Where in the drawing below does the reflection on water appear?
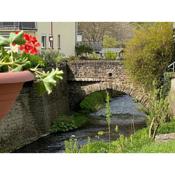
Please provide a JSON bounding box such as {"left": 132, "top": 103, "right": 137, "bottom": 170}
{"left": 91, "top": 95, "right": 145, "bottom": 117}
{"left": 14, "top": 95, "right": 146, "bottom": 153}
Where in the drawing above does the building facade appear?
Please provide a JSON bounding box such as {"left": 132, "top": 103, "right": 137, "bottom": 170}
{"left": 0, "top": 22, "right": 76, "bottom": 56}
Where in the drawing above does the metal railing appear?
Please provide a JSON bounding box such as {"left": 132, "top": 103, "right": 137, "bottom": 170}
{"left": 168, "top": 61, "right": 175, "bottom": 72}
{"left": 0, "top": 22, "right": 37, "bottom": 30}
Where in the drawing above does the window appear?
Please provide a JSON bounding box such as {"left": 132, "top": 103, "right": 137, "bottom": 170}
{"left": 49, "top": 35, "right": 54, "bottom": 49}
{"left": 41, "top": 35, "right": 46, "bottom": 49}
{"left": 58, "top": 35, "right": 61, "bottom": 49}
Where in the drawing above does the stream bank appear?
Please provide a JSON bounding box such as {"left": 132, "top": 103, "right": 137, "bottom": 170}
{"left": 14, "top": 95, "right": 146, "bottom": 153}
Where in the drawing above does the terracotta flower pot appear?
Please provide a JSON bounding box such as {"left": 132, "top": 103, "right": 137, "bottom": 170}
{"left": 0, "top": 71, "right": 34, "bottom": 119}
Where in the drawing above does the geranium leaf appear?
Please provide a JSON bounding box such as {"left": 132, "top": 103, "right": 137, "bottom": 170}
{"left": 36, "top": 68, "right": 63, "bottom": 94}
{"left": 12, "top": 61, "right": 31, "bottom": 72}
{"left": 0, "top": 36, "right": 10, "bottom": 46}
{"left": 9, "top": 31, "right": 26, "bottom": 45}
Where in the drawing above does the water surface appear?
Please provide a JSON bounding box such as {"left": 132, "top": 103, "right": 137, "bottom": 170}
{"left": 14, "top": 95, "right": 146, "bottom": 153}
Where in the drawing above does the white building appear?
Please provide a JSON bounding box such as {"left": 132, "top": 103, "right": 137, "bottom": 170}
{"left": 0, "top": 22, "right": 76, "bottom": 56}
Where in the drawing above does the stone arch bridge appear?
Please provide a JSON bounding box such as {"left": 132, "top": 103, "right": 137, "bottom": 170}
{"left": 67, "top": 60, "right": 149, "bottom": 110}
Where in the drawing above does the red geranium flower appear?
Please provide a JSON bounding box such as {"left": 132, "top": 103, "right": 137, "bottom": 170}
{"left": 14, "top": 32, "right": 40, "bottom": 55}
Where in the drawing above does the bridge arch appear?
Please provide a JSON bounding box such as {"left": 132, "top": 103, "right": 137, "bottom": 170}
{"left": 68, "top": 81, "right": 149, "bottom": 110}
{"left": 67, "top": 60, "right": 149, "bottom": 110}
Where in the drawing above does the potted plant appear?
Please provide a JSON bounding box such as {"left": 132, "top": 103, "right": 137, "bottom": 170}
{"left": 0, "top": 31, "right": 63, "bottom": 118}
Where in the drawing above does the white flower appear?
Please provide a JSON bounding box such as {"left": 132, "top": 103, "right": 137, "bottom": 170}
{"left": 9, "top": 44, "right": 19, "bottom": 53}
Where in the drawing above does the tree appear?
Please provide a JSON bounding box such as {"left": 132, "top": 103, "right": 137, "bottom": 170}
{"left": 78, "top": 22, "right": 109, "bottom": 42}
{"left": 124, "top": 22, "right": 173, "bottom": 91}
{"left": 102, "top": 35, "right": 118, "bottom": 48}
{"left": 130, "top": 22, "right": 154, "bottom": 30}
{"left": 78, "top": 22, "right": 133, "bottom": 44}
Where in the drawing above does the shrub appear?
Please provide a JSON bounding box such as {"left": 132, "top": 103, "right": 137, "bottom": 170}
{"left": 157, "top": 119, "right": 175, "bottom": 134}
{"left": 64, "top": 136, "right": 79, "bottom": 153}
{"left": 50, "top": 113, "right": 88, "bottom": 133}
{"left": 124, "top": 22, "right": 173, "bottom": 91}
{"left": 68, "top": 55, "right": 80, "bottom": 61}
{"left": 75, "top": 43, "right": 93, "bottom": 56}
{"left": 146, "top": 87, "right": 171, "bottom": 139}
{"left": 103, "top": 35, "right": 118, "bottom": 48}
{"left": 40, "top": 50, "right": 66, "bottom": 65}
{"left": 80, "top": 141, "right": 110, "bottom": 153}
{"left": 80, "top": 91, "right": 106, "bottom": 112}
{"left": 65, "top": 137, "right": 114, "bottom": 153}
{"left": 87, "top": 52, "right": 101, "bottom": 60}
{"left": 104, "top": 50, "right": 117, "bottom": 60}
{"left": 111, "top": 128, "right": 151, "bottom": 153}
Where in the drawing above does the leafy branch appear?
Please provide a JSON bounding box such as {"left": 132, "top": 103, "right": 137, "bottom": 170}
{"left": 0, "top": 30, "right": 63, "bottom": 94}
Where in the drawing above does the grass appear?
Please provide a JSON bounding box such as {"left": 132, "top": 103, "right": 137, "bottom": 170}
{"left": 110, "top": 128, "right": 152, "bottom": 153}
{"left": 157, "top": 119, "right": 175, "bottom": 134}
{"left": 65, "top": 126, "right": 175, "bottom": 153}
{"left": 65, "top": 89, "right": 175, "bottom": 153}
{"left": 65, "top": 128, "right": 152, "bottom": 153}
{"left": 140, "top": 140, "right": 175, "bottom": 153}
{"left": 80, "top": 141, "right": 110, "bottom": 153}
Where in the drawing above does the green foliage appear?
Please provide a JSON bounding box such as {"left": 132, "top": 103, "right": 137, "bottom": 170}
{"left": 87, "top": 52, "right": 101, "bottom": 60}
{"left": 65, "top": 137, "right": 113, "bottom": 153}
{"left": 115, "top": 125, "right": 119, "bottom": 133}
{"left": 64, "top": 128, "right": 151, "bottom": 153}
{"left": 50, "top": 113, "right": 88, "bottom": 133}
{"left": 157, "top": 119, "right": 175, "bottom": 134}
{"left": 105, "top": 91, "right": 111, "bottom": 147}
{"left": 27, "top": 54, "right": 45, "bottom": 68}
{"left": 80, "top": 141, "right": 110, "bottom": 153}
{"left": 64, "top": 137, "right": 79, "bottom": 153}
{"left": 124, "top": 22, "right": 173, "bottom": 91}
{"left": 146, "top": 86, "right": 171, "bottom": 139}
{"left": 104, "top": 50, "right": 117, "bottom": 60}
{"left": 9, "top": 31, "right": 26, "bottom": 45}
{"left": 68, "top": 55, "right": 80, "bottom": 61}
{"left": 64, "top": 87, "right": 173, "bottom": 153}
{"left": 75, "top": 43, "right": 93, "bottom": 56}
{"left": 0, "top": 31, "right": 63, "bottom": 95}
{"left": 103, "top": 35, "right": 118, "bottom": 48}
{"left": 105, "top": 92, "right": 111, "bottom": 127}
{"left": 97, "top": 131, "right": 105, "bottom": 136}
{"left": 111, "top": 128, "right": 151, "bottom": 153}
{"left": 80, "top": 91, "right": 106, "bottom": 112}
{"left": 140, "top": 140, "right": 175, "bottom": 153}
{"left": 41, "top": 50, "right": 67, "bottom": 65}
{"left": 130, "top": 22, "right": 154, "bottom": 30}
{"left": 0, "top": 30, "right": 25, "bottom": 46}
{"left": 35, "top": 68, "right": 63, "bottom": 95}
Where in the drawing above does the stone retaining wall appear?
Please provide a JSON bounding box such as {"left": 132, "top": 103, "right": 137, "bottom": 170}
{"left": 0, "top": 63, "right": 69, "bottom": 152}
{"left": 0, "top": 60, "right": 150, "bottom": 152}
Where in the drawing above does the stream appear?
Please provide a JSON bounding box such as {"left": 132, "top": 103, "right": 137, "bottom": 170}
{"left": 14, "top": 95, "right": 146, "bottom": 153}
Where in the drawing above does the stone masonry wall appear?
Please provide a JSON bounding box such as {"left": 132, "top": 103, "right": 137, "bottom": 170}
{"left": 68, "top": 60, "right": 149, "bottom": 110}
{"left": 0, "top": 60, "right": 149, "bottom": 152}
{"left": 0, "top": 63, "right": 69, "bottom": 152}
{"left": 67, "top": 60, "right": 122, "bottom": 82}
